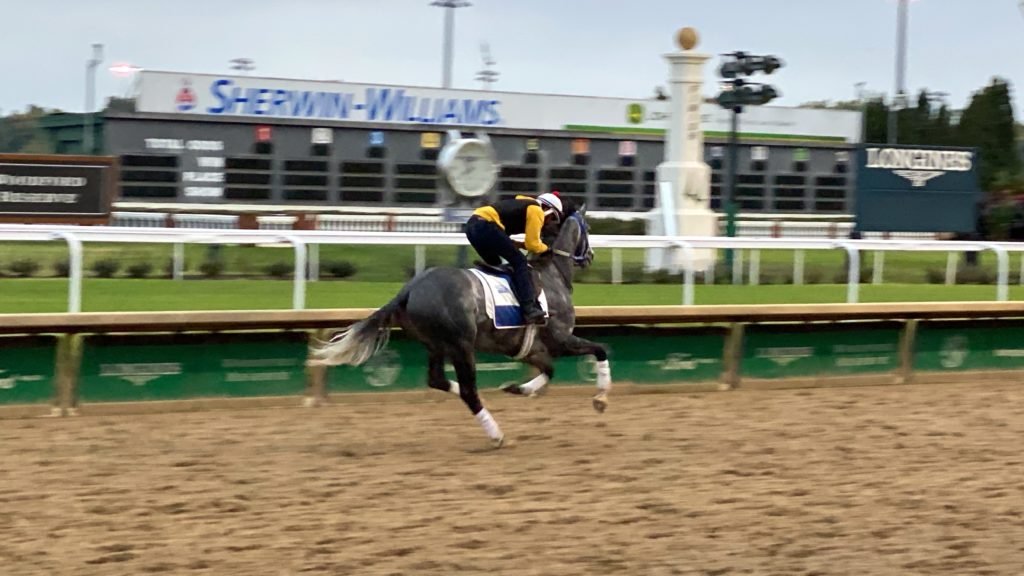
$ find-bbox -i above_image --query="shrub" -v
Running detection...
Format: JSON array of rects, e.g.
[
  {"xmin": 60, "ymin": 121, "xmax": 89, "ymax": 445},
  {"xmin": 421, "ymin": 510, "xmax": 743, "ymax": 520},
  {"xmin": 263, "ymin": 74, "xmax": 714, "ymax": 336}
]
[
  {"xmin": 833, "ymin": 266, "xmax": 874, "ymax": 285},
  {"xmin": 957, "ymin": 266, "xmax": 994, "ymax": 285},
  {"xmin": 324, "ymin": 260, "xmax": 357, "ymax": 279},
  {"xmin": 923, "ymin": 266, "xmax": 993, "ymax": 285},
  {"xmin": 587, "ymin": 217, "xmax": 646, "ymax": 236},
  {"xmin": 126, "ymin": 262, "xmax": 153, "ymax": 279},
  {"xmin": 8, "ymin": 259, "xmax": 40, "ymax": 278},
  {"xmin": 924, "ymin": 267, "xmax": 945, "ymax": 284},
  {"xmin": 92, "ymin": 259, "xmax": 120, "ymax": 278},
  {"xmin": 53, "ymin": 259, "xmax": 70, "ymax": 278},
  {"xmin": 199, "ymin": 259, "xmax": 225, "ymax": 278},
  {"xmin": 804, "ymin": 269, "xmax": 824, "ymax": 284},
  {"xmin": 645, "ymin": 269, "xmax": 683, "ymax": 285},
  {"xmin": 265, "ymin": 261, "xmax": 292, "ymax": 279}
]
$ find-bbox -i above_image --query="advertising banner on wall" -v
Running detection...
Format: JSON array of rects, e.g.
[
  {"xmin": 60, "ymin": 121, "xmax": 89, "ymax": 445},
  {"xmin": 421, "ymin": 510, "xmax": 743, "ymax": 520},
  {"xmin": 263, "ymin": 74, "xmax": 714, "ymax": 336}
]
[
  {"xmin": 0, "ymin": 154, "xmax": 116, "ymax": 218},
  {"xmin": 136, "ymin": 70, "xmax": 862, "ymax": 143}
]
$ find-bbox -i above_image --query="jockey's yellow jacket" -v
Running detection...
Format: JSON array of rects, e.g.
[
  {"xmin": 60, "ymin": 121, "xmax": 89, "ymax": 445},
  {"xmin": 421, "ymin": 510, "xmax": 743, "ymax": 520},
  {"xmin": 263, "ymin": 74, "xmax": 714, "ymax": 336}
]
[{"xmin": 472, "ymin": 195, "xmax": 549, "ymax": 253}]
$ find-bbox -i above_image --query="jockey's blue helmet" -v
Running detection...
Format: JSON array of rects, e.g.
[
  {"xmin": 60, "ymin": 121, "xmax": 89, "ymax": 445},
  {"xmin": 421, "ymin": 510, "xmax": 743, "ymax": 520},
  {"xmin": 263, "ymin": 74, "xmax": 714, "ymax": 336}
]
[{"xmin": 537, "ymin": 192, "xmax": 564, "ymax": 221}]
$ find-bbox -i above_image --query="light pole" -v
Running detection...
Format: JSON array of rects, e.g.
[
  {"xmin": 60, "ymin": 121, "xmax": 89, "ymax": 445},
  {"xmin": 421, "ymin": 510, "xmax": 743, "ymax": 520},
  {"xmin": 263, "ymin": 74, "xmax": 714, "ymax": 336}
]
[
  {"xmin": 230, "ymin": 58, "xmax": 255, "ymax": 74},
  {"xmin": 84, "ymin": 43, "xmax": 104, "ymax": 155},
  {"xmin": 855, "ymin": 82, "xmax": 868, "ymax": 142},
  {"xmin": 431, "ymin": 0, "xmax": 471, "ymax": 88},
  {"xmin": 889, "ymin": 0, "xmax": 909, "ymax": 144},
  {"xmin": 110, "ymin": 63, "xmax": 142, "ymax": 99},
  {"xmin": 475, "ymin": 42, "xmax": 499, "ymax": 90}
]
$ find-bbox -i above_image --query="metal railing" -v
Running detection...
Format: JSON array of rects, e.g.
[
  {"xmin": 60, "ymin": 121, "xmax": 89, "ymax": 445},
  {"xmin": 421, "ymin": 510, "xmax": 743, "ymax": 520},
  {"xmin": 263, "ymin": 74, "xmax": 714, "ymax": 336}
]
[
  {"xmin": 1, "ymin": 224, "xmax": 1020, "ymax": 312},
  {"xmin": 107, "ymin": 209, "xmax": 939, "ymax": 239}
]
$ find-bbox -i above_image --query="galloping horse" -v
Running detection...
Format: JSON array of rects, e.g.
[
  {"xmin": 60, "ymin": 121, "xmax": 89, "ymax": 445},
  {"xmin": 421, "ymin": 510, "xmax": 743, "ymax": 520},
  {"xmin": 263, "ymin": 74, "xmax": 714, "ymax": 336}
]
[{"xmin": 308, "ymin": 204, "xmax": 611, "ymax": 448}]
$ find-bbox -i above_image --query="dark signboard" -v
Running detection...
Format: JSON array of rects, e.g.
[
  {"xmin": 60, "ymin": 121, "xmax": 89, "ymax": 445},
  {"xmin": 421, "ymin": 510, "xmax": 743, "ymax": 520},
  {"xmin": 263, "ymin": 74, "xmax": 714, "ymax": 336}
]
[
  {"xmin": 855, "ymin": 144, "xmax": 980, "ymax": 233},
  {"xmin": 0, "ymin": 154, "xmax": 116, "ymax": 217}
]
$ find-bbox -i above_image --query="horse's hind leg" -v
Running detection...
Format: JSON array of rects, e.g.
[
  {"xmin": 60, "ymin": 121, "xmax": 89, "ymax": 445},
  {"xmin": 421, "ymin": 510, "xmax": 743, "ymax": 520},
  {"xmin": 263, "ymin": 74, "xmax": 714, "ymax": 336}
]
[
  {"xmin": 451, "ymin": 348, "xmax": 504, "ymax": 448},
  {"xmin": 500, "ymin": 341, "xmax": 554, "ymax": 398},
  {"xmin": 426, "ymin": 351, "xmax": 459, "ymax": 396}
]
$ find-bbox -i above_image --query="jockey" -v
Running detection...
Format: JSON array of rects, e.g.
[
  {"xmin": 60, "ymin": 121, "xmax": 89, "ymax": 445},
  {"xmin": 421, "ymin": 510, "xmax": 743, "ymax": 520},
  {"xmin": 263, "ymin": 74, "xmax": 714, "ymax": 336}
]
[{"xmin": 465, "ymin": 192, "xmax": 564, "ymax": 324}]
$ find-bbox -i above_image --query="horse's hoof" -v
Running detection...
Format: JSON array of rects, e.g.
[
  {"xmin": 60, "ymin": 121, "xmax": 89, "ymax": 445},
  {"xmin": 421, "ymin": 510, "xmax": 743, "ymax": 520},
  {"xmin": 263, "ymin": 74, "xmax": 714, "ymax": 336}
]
[
  {"xmin": 499, "ymin": 382, "xmax": 525, "ymax": 396},
  {"xmin": 528, "ymin": 383, "xmax": 548, "ymax": 398},
  {"xmin": 592, "ymin": 393, "xmax": 608, "ymax": 414},
  {"xmin": 491, "ymin": 435, "xmax": 506, "ymax": 449}
]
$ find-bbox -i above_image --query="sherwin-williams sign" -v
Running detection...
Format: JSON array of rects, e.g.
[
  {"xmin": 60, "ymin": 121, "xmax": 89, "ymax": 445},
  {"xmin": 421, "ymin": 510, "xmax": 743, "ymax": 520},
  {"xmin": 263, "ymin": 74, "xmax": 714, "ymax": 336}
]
[
  {"xmin": 136, "ymin": 71, "xmax": 862, "ymax": 142},
  {"xmin": 855, "ymin": 144, "xmax": 981, "ymax": 233}
]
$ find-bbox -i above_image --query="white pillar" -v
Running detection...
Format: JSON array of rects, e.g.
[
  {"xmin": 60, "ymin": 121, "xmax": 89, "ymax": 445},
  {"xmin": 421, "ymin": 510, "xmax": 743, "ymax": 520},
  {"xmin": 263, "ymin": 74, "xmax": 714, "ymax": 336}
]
[{"xmin": 646, "ymin": 27, "xmax": 718, "ymax": 273}]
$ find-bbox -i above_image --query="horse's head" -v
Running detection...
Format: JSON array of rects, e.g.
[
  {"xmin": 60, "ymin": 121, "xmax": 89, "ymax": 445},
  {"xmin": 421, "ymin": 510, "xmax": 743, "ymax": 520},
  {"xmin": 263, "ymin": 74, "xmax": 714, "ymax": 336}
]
[{"xmin": 541, "ymin": 201, "xmax": 594, "ymax": 268}]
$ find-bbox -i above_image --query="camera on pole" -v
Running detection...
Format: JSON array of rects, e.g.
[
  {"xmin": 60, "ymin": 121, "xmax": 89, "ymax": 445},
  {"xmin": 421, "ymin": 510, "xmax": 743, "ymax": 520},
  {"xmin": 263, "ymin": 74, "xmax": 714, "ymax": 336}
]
[
  {"xmin": 716, "ymin": 51, "xmax": 783, "ymax": 112},
  {"xmin": 715, "ymin": 51, "xmax": 784, "ymax": 272}
]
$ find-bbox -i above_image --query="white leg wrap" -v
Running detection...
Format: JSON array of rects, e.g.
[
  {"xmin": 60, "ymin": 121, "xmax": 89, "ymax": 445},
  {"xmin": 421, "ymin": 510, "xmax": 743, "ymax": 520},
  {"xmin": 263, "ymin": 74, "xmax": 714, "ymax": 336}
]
[
  {"xmin": 596, "ymin": 360, "xmax": 611, "ymax": 391},
  {"xmin": 448, "ymin": 380, "xmax": 460, "ymax": 395},
  {"xmin": 519, "ymin": 373, "xmax": 549, "ymax": 395},
  {"xmin": 475, "ymin": 408, "xmax": 503, "ymax": 441}
]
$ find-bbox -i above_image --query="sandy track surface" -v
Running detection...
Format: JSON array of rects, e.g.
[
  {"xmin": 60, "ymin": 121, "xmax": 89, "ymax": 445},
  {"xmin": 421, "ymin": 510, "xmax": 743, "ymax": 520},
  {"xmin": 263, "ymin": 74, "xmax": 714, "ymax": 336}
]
[{"xmin": 1, "ymin": 381, "xmax": 1022, "ymax": 575}]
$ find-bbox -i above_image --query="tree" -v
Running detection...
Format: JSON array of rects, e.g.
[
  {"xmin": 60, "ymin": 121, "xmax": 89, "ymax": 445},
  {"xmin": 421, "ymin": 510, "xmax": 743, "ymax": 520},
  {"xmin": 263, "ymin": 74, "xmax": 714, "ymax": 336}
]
[
  {"xmin": 863, "ymin": 98, "xmax": 889, "ymax": 143},
  {"xmin": 104, "ymin": 97, "xmax": 136, "ymax": 113},
  {"xmin": 0, "ymin": 105, "xmax": 52, "ymax": 153},
  {"xmin": 958, "ymin": 77, "xmax": 1021, "ymax": 189}
]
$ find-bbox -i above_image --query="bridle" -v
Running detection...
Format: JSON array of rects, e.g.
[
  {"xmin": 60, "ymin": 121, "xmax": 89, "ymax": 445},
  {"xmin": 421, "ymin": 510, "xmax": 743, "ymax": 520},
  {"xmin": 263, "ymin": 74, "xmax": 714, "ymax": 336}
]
[{"xmin": 542, "ymin": 211, "xmax": 593, "ymax": 289}]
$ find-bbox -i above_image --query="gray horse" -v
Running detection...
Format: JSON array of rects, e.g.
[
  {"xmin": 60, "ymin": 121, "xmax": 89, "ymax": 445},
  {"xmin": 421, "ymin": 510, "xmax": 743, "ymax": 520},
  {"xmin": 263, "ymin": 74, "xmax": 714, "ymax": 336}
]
[{"xmin": 308, "ymin": 206, "xmax": 611, "ymax": 448}]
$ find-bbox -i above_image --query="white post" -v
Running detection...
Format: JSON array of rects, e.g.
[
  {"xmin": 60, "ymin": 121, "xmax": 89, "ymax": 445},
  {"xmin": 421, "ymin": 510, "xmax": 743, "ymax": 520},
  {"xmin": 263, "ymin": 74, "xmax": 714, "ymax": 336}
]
[
  {"xmin": 732, "ymin": 249, "xmax": 743, "ymax": 285},
  {"xmin": 838, "ymin": 243, "xmax": 860, "ymax": 303},
  {"xmin": 279, "ymin": 235, "xmax": 307, "ymax": 310},
  {"xmin": 749, "ymin": 249, "xmax": 760, "ymax": 286},
  {"xmin": 173, "ymin": 243, "xmax": 184, "ymax": 281},
  {"xmin": 676, "ymin": 242, "xmax": 696, "ymax": 306},
  {"xmin": 611, "ymin": 248, "xmax": 623, "ymax": 284},
  {"xmin": 945, "ymin": 252, "xmax": 957, "ymax": 285},
  {"xmin": 415, "ymin": 245, "xmax": 426, "ymax": 275},
  {"xmin": 872, "ymin": 251, "xmax": 884, "ymax": 285},
  {"xmin": 1019, "ymin": 252, "xmax": 1023, "ymax": 286},
  {"xmin": 645, "ymin": 27, "xmax": 717, "ymax": 273},
  {"xmin": 52, "ymin": 232, "xmax": 83, "ymax": 313},
  {"xmin": 793, "ymin": 249, "xmax": 804, "ymax": 285},
  {"xmin": 309, "ymin": 243, "xmax": 320, "ymax": 282}
]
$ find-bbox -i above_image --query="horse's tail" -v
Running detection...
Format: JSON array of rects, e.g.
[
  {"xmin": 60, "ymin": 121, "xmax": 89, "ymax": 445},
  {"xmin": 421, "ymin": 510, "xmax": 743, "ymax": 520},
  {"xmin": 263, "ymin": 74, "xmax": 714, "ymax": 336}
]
[{"xmin": 307, "ymin": 284, "xmax": 411, "ymax": 367}]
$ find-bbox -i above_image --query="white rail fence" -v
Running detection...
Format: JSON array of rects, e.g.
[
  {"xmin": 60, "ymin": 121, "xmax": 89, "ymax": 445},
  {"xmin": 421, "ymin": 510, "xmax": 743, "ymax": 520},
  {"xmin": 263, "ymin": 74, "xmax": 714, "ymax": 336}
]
[
  {"xmin": 1, "ymin": 225, "xmax": 1020, "ymax": 313},
  {"xmin": 107, "ymin": 211, "xmax": 940, "ymax": 240}
]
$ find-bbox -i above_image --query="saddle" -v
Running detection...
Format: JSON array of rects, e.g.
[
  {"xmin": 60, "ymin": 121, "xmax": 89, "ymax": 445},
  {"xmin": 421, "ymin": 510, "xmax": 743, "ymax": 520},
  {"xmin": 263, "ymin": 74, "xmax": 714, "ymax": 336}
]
[{"xmin": 472, "ymin": 260, "xmax": 542, "ymax": 298}]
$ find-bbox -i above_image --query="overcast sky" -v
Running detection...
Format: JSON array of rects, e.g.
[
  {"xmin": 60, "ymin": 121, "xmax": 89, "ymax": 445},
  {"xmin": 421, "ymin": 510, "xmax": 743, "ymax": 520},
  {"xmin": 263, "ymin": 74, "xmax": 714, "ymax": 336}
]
[{"xmin": 4, "ymin": 0, "xmax": 1023, "ymax": 116}]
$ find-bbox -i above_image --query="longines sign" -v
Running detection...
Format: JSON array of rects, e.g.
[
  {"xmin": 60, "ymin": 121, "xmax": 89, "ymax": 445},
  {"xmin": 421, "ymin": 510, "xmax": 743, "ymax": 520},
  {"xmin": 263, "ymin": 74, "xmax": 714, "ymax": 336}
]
[
  {"xmin": 864, "ymin": 147, "xmax": 975, "ymax": 187},
  {"xmin": 856, "ymin": 145, "xmax": 980, "ymax": 233}
]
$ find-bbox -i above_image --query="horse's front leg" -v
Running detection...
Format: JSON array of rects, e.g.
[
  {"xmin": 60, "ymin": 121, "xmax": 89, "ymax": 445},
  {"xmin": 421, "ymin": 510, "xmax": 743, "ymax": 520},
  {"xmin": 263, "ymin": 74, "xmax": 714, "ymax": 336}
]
[{"xmin": 554, "ymin": 334, "xmax": 612, "ymax": 413}]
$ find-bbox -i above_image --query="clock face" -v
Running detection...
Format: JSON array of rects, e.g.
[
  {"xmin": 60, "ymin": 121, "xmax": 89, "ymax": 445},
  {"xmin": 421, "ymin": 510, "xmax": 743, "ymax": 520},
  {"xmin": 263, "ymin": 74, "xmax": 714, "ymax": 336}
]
[{"xmin": 441, "ymin": 139, "xmax": 497, "ymax": 197}]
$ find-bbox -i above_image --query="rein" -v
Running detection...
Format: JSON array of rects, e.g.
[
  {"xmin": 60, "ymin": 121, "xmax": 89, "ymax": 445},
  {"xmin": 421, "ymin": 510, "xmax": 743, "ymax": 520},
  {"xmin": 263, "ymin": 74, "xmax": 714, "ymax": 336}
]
[{"xmin": 537, "ymin": 212, "xmax": 590, "ymax": 292}]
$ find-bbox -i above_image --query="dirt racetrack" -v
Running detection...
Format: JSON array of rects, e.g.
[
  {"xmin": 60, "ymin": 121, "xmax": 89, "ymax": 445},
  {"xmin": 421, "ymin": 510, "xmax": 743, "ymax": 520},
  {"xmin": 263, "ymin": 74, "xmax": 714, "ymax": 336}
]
[{"xmin": 1, "ymin": 381, "xmax": 1023, "ymax": 576}]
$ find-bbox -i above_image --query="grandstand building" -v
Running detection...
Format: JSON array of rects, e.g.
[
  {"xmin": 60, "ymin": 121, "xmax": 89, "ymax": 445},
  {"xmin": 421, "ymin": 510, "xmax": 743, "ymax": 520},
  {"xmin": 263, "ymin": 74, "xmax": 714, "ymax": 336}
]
[{"xmin": 41, "ymin": 70, "xmax": 862, "ymax": 218}]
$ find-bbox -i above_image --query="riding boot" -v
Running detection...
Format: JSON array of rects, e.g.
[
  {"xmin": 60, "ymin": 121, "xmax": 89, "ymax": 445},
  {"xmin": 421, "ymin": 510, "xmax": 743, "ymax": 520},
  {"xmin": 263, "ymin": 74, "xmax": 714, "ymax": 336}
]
[
  {"xmin": 509, "ymin": 262, "xmax": 545, "ymax": 324},
  {"xmin": 520, "ymin": 298, "xmax": 546, "ymax": 324}
]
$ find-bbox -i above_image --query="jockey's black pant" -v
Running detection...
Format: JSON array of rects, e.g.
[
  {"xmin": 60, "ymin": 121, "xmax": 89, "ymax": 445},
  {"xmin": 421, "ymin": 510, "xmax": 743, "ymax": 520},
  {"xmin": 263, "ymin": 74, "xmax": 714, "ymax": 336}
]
[{"xmin": 465, "ymin": 216, "xmax": 537, "ymax": 305}]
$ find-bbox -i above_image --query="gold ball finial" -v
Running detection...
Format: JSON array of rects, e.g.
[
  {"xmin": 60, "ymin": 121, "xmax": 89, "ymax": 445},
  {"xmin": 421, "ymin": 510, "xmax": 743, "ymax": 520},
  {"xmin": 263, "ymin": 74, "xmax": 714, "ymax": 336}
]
[{"xmin": 676, "ymin": 27, "xmax": 699, "ymax": 51}]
